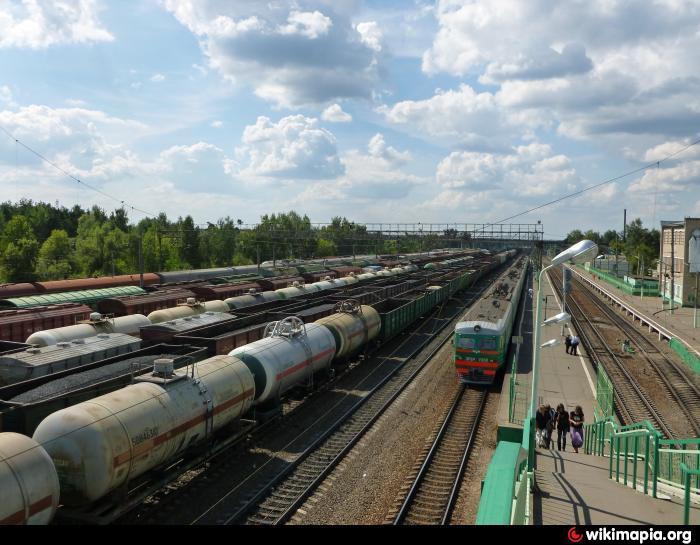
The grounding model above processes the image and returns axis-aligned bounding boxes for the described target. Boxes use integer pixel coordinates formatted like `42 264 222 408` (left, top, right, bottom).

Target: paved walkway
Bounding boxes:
575 266 700 355
534 449 699 525
537 270 597 420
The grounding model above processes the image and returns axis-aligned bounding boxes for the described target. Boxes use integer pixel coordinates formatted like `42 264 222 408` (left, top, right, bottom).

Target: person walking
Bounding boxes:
535 405 550 448
570 335 580 356
555 404 570 451
564 334 572 354
545 405 556 449
570 406 585 453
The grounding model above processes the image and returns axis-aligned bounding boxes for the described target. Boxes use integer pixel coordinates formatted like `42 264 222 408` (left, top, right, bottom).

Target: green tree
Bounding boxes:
37 229 74 280
0 216 39 281
316 238 337 257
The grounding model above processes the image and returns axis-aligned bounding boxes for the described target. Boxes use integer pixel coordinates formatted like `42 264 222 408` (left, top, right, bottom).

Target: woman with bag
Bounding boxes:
570 406 585 452
535 405 550 448
555 404 570 451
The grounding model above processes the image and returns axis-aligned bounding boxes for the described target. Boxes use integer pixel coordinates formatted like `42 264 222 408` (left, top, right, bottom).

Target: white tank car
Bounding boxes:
229 317 336 405
26 313 151 347
32 355 255 505
0 432 60 525
275 283 309 300
355 272 377 281
224 290 280 310
147 298 229 323
315 301 381 359
341 275 359 286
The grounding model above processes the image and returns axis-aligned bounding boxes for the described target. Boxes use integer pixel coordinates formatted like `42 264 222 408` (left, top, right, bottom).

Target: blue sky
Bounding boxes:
1 0 699 239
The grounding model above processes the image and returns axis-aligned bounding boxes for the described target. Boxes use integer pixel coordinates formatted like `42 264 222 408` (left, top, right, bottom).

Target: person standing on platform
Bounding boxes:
545 405 556 448
570 335 580 356
570 406 585 453
535 405 550 448
565 334 572 354
555 404 570 451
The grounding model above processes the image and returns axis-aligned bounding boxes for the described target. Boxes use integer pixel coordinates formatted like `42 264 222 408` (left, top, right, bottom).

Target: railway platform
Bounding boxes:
531 270 698 525
572 265 700 357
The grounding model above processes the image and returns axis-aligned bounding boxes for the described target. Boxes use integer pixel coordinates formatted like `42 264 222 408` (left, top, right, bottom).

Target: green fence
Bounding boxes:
579 266 660 297
669 338 700 375
477 411 533 524
584 418 699 524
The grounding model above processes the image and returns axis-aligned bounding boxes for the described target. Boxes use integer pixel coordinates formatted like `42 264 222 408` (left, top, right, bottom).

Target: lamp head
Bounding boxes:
542 311 571 326
541 338 561 348
552 239 599 266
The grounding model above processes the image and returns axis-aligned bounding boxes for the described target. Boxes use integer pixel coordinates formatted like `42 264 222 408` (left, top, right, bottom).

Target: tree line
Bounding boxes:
564 218 660 276
0 201 452 282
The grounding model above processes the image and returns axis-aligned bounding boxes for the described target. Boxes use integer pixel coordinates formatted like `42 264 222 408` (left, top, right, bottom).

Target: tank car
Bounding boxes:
147 297 229 323
315 301 381 359
25 312 150 347
229 317 336 406
0 432 60 524
32 355 255 505
224 290 281 310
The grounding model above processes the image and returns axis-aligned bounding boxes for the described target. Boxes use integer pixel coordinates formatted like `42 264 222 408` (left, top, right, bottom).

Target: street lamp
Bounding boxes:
528 239 598 471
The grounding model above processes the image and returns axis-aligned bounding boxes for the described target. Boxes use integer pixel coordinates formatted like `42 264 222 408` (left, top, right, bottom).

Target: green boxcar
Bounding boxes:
0 286 147 309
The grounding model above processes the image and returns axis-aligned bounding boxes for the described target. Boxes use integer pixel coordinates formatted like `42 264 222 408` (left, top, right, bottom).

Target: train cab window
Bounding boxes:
458 337 475 349
480 338 497 350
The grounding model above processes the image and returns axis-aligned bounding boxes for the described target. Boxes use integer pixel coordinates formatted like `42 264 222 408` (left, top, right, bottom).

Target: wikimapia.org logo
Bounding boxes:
567 527 693 544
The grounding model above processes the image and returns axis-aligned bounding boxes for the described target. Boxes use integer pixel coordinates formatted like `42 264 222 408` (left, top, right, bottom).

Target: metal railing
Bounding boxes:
584 418 699 524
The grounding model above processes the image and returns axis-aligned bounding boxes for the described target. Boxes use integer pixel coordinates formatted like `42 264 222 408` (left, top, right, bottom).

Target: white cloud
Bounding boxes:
418 0 700 145
210 120 223 128
0 85 16 108
435 142 578 197
321 103 351 123
379 84 522 148
0 0 113 49
356 21 382 52
150 73 166 82
163 1 385 107
236 115 344 179
278 10 332 39
367 133 410 164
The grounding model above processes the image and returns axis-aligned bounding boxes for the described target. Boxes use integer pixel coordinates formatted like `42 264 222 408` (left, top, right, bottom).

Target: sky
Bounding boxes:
0 0 699 239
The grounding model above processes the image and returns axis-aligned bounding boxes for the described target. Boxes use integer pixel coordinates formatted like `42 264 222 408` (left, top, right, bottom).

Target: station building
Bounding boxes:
659 217 700 306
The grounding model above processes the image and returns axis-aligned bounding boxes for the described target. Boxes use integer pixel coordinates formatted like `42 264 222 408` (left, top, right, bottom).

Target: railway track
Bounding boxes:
188 279 495 525
547 269 675 437
567 271 700 437
390 386 487 525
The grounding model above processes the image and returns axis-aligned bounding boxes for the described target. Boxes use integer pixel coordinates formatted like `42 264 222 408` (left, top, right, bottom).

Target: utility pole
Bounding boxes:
623 209 627 242
138 236 144 288
256 245 260 272
670 226 675 315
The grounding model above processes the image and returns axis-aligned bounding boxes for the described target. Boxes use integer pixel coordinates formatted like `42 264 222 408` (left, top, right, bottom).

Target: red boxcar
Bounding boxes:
36 273 161 294
97 288 197 317
0 303 93 343
190 282 262 301
256 276 306 291
0 283 40 299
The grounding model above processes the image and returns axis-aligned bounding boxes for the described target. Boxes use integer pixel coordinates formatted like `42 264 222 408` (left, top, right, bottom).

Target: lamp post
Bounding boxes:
529 239 598 472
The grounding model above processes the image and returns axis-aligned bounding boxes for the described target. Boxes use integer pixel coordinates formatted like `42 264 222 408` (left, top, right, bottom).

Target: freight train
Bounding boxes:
0 251 458 300
453 254 527 385
0 250 516 524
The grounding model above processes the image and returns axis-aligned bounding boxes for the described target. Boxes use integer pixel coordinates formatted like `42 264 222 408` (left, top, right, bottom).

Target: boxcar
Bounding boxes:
0 303 93 343
97 289 196 317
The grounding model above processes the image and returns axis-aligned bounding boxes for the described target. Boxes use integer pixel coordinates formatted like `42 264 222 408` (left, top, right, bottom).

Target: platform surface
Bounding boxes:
534 449 699 525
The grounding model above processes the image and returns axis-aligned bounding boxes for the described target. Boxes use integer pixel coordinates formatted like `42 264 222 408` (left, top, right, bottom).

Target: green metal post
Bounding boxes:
624 435 629 486
609 432 614 479
616 436 621 482
644 435 650 495
633 435 638 490
682 464 690 526
653 437 659 498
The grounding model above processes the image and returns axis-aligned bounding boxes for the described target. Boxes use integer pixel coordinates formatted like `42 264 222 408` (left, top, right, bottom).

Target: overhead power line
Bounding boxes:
0 125 158 218
487 136 700 227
